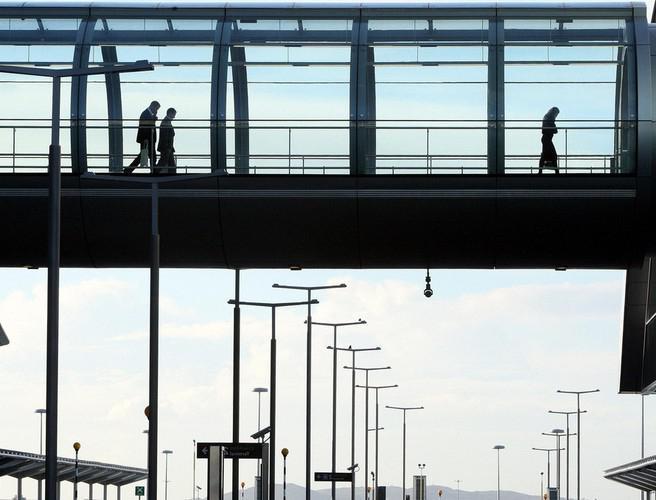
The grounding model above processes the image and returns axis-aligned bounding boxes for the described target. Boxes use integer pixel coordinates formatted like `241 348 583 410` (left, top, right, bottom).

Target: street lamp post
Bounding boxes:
310 319 366 500
549 410 585 500
386 406 424 500
357 384 397 500
532 447 562 489
540 472 544 499
542 430 565 496
272 282 346 500
230 299 318 500
163 450 173 500
456 480 461 500
347 366 392 500
0 60 154 500
282 448 289 500
493 445 505 500
34 409 46 500
73 442 81 500
193 440 197 500
557 389 599 500
331 346 381 500
253 387 268 491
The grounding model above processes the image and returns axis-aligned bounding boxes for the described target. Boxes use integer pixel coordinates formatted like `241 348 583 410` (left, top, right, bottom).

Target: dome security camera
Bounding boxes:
424 270 433 298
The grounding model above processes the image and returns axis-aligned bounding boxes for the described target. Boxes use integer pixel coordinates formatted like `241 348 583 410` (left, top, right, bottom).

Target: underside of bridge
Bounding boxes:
0 172 649 270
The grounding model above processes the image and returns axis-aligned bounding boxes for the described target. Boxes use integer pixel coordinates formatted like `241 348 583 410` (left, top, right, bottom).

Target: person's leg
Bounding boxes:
125 141 145 174
149 141 157 173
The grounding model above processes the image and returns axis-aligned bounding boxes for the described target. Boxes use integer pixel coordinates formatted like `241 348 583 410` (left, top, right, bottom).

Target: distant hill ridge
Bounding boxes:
198 483 547 500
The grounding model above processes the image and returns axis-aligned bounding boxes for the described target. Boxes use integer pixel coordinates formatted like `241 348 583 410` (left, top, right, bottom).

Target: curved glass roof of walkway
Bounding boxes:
0 1 648 175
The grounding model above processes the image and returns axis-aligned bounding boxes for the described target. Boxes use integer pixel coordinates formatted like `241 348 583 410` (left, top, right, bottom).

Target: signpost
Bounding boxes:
135 486 145 500
314 472 354 482
197 443 269 500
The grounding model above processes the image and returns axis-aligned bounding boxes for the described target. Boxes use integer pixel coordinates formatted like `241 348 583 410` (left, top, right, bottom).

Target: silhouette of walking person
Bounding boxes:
156 107 177 175
538 106 560 174
124 100 160 174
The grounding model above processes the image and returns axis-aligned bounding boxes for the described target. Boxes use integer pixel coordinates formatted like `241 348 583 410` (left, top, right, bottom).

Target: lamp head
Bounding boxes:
73 442 81 452
281 448 289 458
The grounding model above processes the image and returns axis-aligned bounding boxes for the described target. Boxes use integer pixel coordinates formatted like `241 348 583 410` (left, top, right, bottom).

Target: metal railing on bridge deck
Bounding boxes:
0 119 634 175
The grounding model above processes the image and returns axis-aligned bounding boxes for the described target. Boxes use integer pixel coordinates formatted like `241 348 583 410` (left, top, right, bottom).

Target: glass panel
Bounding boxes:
369 18 489 174
87 19 217 173
503 16 636 174
226 17 354 174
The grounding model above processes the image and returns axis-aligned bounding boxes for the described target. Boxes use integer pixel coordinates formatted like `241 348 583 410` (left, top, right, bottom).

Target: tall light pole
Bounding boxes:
0 60 154 500
549 410 585 500
386 406 424 500
557 389 599 500
542 430 564 496
357 384 397 500
230 299 318 500
311 319 366 500
331 346 381 500
272 282 346 500
532 447 562 489
642 395 646 500
193 439 197 500
163 450 173 500
73 442 81 500
253 387 268 490
348 366 392 500
493 445 505 500
281 448 289 500
456 480 461 500
143 430 149 467
35 409 46 500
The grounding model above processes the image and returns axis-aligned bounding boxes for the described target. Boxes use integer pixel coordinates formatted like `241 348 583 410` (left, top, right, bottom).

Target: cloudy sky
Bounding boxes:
0 267 652 500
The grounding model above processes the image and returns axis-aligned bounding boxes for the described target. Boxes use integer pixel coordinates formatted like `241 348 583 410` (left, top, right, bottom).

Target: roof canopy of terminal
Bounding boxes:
0 449 146 486
606 455 656 492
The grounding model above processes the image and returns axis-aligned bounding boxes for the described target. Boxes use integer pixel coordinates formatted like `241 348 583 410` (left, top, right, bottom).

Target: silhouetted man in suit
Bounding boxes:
124 100 160 174
156 107 177 175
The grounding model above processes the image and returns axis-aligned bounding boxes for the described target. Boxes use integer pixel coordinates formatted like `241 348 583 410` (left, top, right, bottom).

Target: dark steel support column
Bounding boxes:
233 270 241 500
45 75 62 500
231 46 249 174
211 21 229 173
350 20 372 175
487 19 503 175
71 20 93 174
148 182 160 500
101 46 124 172
270 308 277 500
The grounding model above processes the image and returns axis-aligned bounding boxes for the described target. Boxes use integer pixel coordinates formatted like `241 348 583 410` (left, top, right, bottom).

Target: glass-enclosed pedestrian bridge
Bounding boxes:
0 1 649 176
0 0 654 273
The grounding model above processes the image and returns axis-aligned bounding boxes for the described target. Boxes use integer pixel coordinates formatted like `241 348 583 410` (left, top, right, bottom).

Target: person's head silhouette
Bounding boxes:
149 100 161 114
544 106 560 121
